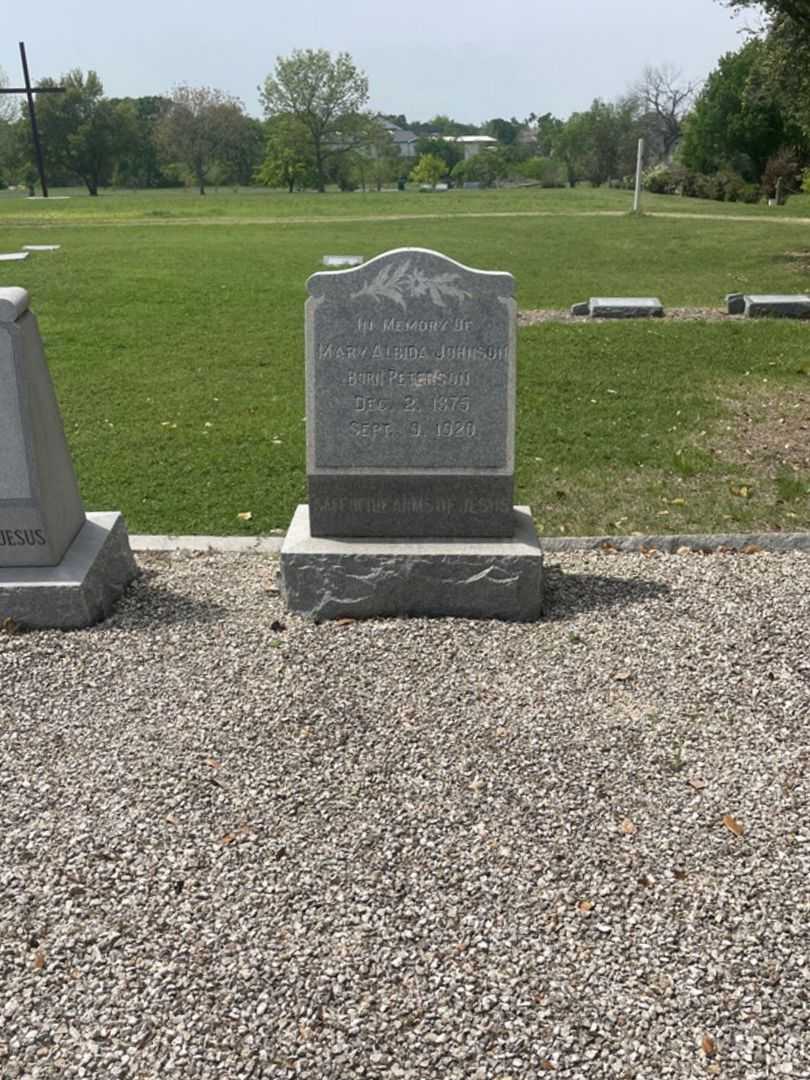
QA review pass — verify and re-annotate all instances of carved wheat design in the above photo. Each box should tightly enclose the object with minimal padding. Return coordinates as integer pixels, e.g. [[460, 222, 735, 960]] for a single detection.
[[350, 261, 471, 310]]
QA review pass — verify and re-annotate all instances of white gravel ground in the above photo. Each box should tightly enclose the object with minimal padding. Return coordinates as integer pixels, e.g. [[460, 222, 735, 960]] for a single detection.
[[1, 548, 808, 1080]]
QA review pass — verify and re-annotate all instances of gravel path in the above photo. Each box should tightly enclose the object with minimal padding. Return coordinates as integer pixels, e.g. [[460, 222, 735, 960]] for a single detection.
[[1, 549, 808, 1079]]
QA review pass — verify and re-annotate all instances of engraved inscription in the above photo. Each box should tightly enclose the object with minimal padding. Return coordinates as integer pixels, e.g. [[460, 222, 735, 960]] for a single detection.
[[318, 495, 505, 515], [0, 528, 47, 547], [309, 249, 513, 476]]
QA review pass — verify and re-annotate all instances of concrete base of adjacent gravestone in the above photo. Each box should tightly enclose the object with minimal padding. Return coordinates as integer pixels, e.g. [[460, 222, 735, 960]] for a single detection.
[[280, 505, 543, 622], [0, 511, 138, 629]]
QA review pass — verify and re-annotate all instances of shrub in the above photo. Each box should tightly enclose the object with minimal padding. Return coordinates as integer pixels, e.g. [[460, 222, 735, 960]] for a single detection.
[[643, 165, 675, 194], [762, 148, 802, 200], [693, 172, 724, 201], [518, 156, 566, 187]]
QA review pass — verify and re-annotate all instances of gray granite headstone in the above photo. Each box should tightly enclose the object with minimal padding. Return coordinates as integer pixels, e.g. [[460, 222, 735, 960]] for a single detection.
[[0, 287, 137, 627], [306, 247, 515, 538], [281, 248, 544, 621], [0, 287, 85, 567]]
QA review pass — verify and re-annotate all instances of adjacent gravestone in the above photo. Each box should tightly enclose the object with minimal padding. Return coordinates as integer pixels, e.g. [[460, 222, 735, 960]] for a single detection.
[[743, 294, 810, 319], [0, 286, 137, 627], [322, 255, 363, 268], [281, 248, 543, 621], [571, 297, 663, 319]]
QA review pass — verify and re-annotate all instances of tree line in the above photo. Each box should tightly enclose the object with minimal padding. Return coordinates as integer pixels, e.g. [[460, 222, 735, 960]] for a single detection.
[[2, 8, 810, 201]]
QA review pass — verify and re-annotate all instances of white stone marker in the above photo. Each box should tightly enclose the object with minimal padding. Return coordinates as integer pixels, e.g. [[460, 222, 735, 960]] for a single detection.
[[744, 294, 810, 319], [23, 245, 61, 252], [0, 253, 30, 262], [322, 255, 364, 268], [0, 287, 137, 627], [571, 297, 664, 318]]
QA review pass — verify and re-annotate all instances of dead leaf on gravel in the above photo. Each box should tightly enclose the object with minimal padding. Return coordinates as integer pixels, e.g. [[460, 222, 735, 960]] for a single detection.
[[688, 777, 707, 791], [578, 899, 594, 913], [334, 618, 355, 628], [673, 868, 688, 880], [702, 1034, 718, 1058], [723, 814, 745, 837], [1, 617, 19, 635], [541, 1062, 556, 1072], [621, 818, 637, 835], [742, 544, 763, 555], [613, 670, 632, 682], [33, 949, 45, 970]]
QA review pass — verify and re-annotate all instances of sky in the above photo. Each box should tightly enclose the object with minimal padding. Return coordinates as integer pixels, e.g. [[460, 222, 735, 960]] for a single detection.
[[2, 0, 755, 124]]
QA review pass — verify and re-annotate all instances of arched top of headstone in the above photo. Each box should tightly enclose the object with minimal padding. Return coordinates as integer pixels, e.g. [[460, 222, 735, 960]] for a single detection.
[[0, 287, 30, 323], [307, 247, 514, 308]]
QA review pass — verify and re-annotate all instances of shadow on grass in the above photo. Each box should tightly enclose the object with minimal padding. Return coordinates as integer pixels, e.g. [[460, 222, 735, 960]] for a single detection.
[[542, 564, 671, 621]]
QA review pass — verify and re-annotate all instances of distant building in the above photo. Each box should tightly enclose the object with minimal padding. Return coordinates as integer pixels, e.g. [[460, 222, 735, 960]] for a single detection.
[[445, 135, 498, 161], [381, 120, 419, 158]]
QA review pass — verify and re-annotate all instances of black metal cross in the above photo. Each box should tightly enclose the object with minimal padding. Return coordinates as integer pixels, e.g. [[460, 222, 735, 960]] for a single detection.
[[0, 42, 65, 197]]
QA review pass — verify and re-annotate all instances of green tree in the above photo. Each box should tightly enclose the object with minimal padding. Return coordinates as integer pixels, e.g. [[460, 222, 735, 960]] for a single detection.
[[413, 135, 462, 171], [680, 41, 801, 178], [33, 70, 137, 195], [724, 0, 810, 25], [261, 49, 370, 192], [364, 118, 403, 191], [552, 113, 591, 186], [256, 113, 315, 191], [410, 153, 445, 188], [157, 84, 248, 194], [719, 2, 810, 141], [220, 116, 264, 186], [533, 113, 563, 157], [553, 101, 638, 186], [426, 114, 477, 136], [110, 96, 178, 188], [484, 117, 521, 145], [1, 67, 19, 124]]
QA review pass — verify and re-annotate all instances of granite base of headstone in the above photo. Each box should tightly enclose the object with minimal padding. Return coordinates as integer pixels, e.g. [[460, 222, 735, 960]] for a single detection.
[[280, 248, 543, 621], [282, 505, 542, 621], [0, 287, 137, 629]]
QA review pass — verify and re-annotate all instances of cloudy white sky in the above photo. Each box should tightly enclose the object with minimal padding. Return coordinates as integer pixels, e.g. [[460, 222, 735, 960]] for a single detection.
[[4, 1, 753, 123]]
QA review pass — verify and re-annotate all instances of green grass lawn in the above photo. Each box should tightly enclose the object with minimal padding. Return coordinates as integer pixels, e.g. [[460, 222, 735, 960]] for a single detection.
[[1, 185, 808, 536]]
